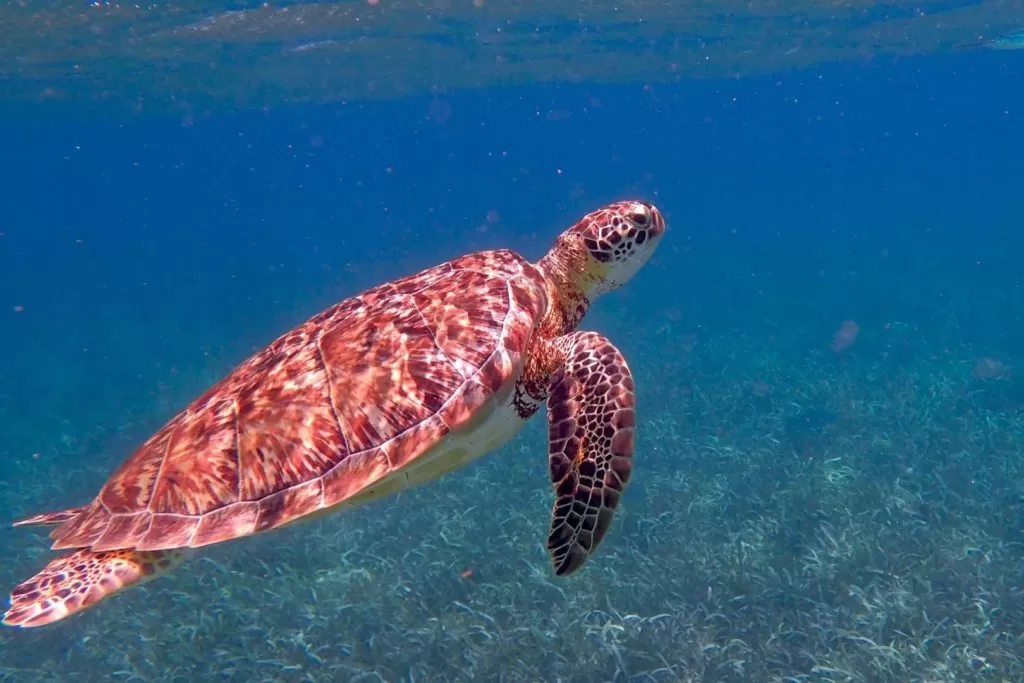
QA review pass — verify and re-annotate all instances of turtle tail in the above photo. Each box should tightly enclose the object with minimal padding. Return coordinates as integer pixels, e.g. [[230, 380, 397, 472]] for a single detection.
[[12, 507, 86, 528], [3, 548, 184, 628]]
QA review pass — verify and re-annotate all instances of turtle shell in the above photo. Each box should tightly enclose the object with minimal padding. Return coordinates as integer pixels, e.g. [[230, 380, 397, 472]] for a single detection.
[[48, 250, 547, 552]]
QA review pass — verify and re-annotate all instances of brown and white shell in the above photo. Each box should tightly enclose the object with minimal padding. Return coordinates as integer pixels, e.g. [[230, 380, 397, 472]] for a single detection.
[[45, 249, 548, 553]]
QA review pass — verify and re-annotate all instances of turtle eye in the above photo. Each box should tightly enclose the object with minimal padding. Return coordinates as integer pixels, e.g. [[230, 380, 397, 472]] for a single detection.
[[629, 204, 651, 227]]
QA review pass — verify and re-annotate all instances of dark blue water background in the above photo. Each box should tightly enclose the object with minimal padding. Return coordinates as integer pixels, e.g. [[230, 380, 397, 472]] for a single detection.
[[2, 53, 1021, 437]]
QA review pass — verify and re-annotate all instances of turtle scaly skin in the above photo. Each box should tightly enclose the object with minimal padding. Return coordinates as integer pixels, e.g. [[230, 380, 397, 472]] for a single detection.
[[4, 200, 665, 628]]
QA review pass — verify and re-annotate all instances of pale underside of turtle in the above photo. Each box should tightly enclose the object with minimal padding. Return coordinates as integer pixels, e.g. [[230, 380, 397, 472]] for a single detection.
[[4, 200, 665, 628]]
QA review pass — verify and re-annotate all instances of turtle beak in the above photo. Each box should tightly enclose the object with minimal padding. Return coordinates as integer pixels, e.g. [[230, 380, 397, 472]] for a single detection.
[[646, 204, 666, 240]]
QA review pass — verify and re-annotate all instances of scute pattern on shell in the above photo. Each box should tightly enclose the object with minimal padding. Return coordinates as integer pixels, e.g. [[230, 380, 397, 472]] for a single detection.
[[49, 249, 545, 552]]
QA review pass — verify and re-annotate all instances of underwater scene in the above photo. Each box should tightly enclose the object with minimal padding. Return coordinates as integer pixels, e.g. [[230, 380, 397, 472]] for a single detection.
[[1, 1, 1023, 681]]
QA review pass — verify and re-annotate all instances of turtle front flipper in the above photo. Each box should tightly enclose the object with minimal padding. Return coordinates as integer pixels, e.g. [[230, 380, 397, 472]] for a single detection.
[[3, 548, 185, 628], [545, 331, 636, 576]]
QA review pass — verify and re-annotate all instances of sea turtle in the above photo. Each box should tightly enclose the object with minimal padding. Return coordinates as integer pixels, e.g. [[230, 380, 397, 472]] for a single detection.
[[3, 200, 665, 628]]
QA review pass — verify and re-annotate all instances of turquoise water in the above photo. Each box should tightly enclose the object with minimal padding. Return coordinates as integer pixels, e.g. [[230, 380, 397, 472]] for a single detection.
[[1, 3, 1024, 682]]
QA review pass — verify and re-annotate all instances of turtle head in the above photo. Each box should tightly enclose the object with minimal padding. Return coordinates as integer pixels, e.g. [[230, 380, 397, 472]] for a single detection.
[[543, 200, 665, 301]]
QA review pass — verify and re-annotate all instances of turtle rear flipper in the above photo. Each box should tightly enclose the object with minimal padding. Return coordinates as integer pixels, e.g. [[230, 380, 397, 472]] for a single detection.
[[545, 332, 636, 576], [3, 548, 184, 628]]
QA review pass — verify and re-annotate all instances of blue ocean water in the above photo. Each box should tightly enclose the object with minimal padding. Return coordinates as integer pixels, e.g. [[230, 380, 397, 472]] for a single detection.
[[1, 31, 1023, 683]]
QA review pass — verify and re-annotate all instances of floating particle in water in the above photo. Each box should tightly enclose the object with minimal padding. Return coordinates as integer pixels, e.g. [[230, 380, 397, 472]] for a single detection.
[[830, 319, 859, 353], [427, 99, 452, 124], [12, 305, 24, 313], [973, 356, 1011, 380]]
